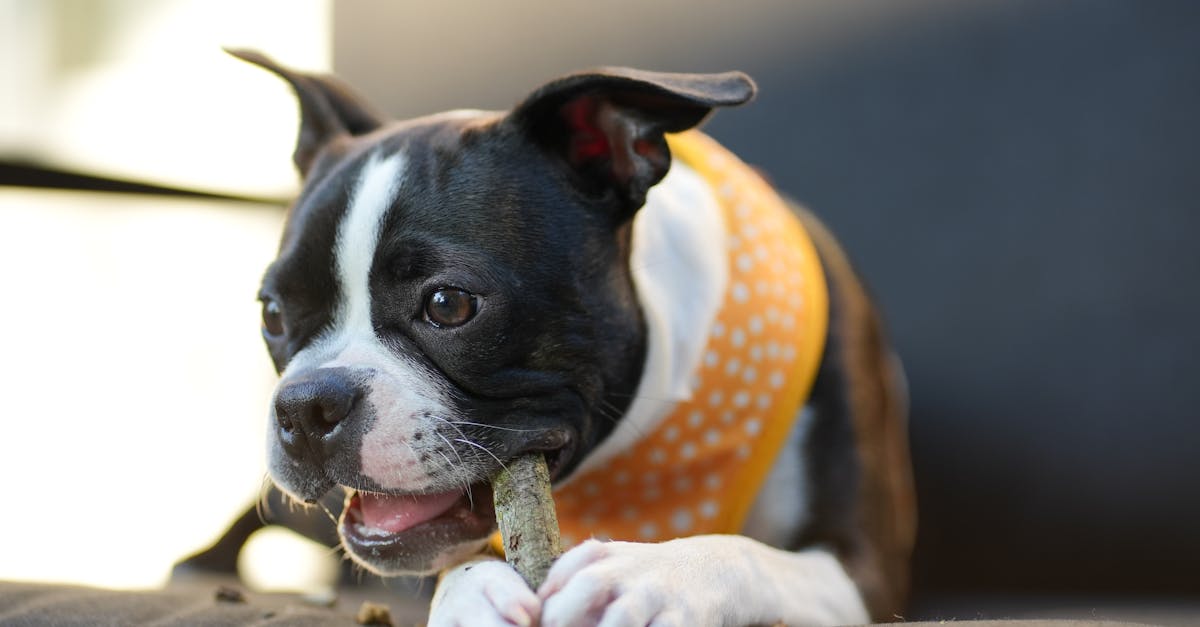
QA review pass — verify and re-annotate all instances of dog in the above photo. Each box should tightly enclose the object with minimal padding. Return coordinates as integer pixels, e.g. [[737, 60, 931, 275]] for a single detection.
[[227, 49, 916, 626]]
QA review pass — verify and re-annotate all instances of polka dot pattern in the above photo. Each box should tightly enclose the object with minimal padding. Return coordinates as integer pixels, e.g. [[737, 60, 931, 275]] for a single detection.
[[550, 131, 829, 546]]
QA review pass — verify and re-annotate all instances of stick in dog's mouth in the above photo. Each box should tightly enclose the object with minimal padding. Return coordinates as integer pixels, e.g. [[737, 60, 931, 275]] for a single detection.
[[334, 445, 569, 575], [493, 453, 562, 589]]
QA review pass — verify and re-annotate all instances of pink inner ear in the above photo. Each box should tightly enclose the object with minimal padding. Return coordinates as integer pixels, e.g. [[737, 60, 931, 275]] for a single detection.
[[563, 97, 612, 163]]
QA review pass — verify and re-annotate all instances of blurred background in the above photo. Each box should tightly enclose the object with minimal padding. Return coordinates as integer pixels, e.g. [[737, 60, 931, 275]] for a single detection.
[[1, 0, 1197, 622]]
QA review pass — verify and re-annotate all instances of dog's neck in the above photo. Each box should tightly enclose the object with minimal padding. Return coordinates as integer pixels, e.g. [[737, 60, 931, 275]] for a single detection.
[[568, 160, 728, 479]]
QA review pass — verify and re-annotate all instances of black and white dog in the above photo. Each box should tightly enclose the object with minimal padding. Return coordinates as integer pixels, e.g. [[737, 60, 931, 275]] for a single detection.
[[229, 50, 915, 626]]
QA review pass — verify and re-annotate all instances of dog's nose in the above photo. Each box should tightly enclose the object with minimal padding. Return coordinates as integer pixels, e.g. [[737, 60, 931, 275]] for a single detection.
[[274, 368, 361, 462]]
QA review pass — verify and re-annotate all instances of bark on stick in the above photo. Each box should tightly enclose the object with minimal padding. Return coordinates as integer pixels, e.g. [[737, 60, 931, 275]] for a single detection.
[[492, 453, 562, 590]]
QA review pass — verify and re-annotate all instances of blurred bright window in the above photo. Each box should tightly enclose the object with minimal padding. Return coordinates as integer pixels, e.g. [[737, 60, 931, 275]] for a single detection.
[[0, 0, 330, 198], [0, 0, 333, 590]]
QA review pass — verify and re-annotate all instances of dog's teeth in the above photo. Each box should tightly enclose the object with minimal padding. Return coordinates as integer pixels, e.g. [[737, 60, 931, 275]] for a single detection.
[[355, 523, 392, 537]]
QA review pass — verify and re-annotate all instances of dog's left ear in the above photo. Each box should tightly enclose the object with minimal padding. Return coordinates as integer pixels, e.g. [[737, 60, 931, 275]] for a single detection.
[[226, 48, 385, 178], [511, 67, 756, 216]]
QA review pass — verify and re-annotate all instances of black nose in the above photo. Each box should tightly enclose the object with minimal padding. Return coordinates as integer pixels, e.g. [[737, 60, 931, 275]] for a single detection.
[[274, 368, 361, 463]]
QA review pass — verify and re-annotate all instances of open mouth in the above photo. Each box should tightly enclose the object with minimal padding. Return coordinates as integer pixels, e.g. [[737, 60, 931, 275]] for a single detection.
[[339, 482, 497, 573], [336, 443, 574, 574]]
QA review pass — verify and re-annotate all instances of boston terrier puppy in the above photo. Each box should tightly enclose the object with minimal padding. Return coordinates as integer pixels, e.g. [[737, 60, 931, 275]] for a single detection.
[[230, 49, 915, 626]]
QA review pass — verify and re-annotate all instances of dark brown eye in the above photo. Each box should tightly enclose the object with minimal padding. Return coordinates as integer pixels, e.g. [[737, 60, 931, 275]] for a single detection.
[[424, 288, 478, 328], [262, 298, 284, 337]]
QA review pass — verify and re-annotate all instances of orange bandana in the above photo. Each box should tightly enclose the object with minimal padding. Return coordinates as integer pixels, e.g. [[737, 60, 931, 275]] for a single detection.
[[495, 131, 827, 550]]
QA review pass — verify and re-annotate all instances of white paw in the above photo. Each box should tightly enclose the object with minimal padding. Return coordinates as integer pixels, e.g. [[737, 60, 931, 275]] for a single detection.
[[536, 536, 870, 627], [537, 539, 712, 627], [429, 559, 540, 627]]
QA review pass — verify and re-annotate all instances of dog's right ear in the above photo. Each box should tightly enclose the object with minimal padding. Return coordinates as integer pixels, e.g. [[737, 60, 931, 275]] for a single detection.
[[226, 48, 385, 178]]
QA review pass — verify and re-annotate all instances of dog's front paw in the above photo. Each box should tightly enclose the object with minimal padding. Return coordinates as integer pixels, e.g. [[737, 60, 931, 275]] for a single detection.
[[537, 539, 714, 627], [429, 559, 540, 627]]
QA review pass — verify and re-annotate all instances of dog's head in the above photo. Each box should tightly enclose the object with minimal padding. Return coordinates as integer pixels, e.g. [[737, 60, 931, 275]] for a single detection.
[[234, 50, 754, 575]]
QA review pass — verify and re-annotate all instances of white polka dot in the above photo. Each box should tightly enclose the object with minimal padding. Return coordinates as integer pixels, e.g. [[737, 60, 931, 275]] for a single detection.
[[711, 321, 725, 338], [725, 358, 741, 376], [766, 307, 780, 323], [690, 409, 706, 426], [584, 482, 599, 496], [699, 500, 719, 519], [742, 366, 758, 383], [673, 475, 693, 492], [680, 442, 697, 459], [708, 391, 723, 407], [705, 429, 721, 446], [721, 410, 736, 424], [663, 425, 680, 442], [749, 345, 764, 361], [766, 342, 780, 358], [581, 513, 598, 526], [642, 471, 660, 485], [755, 279, 770, 294], [671, 509, 694, 533], [731, 328, 747, 348], [742, 223, 759, 239], [781, 314, 796, 330], [704, 350, 719, 368], [622, 506, 639, 521], [732, 282, 750, 303], [735, 202, 752, 218], [769, 371, 786, 389], [614, 470, 631, 485], [782, 346, 797, 362], [643, 486, 662, 501], [649, 448, 667, 464], [745, 417, 762, 436], [737, 443, 752, 459], [733, 391, 751, 408], [704, 474, 722, 490], [736, 253, 753, 273], [719, 182, 736, 199], [755, 246, 769, 261], [788, 294, 804, 308], [757, 393, 772, 410], [639, 523, 658, 540], [727, 234, 741, 250], [748, 316, 764, 334], [687, 374, 701, 392]]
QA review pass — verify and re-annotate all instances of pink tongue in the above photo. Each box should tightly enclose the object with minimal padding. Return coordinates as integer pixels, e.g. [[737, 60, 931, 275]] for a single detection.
[[358, 490, 463, 534]]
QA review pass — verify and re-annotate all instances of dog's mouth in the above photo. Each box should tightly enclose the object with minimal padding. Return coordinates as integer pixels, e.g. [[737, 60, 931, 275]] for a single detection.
[[337, 445, 573, 574], [339, 482, 496, 573]]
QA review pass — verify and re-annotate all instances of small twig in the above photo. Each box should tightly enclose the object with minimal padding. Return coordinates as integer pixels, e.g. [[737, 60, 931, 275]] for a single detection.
[[355, 600, 394, 626], [491, 454, 562, 590]]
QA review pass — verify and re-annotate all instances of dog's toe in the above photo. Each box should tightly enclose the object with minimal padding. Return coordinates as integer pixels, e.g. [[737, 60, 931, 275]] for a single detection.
[[430, 559, 539, 627]]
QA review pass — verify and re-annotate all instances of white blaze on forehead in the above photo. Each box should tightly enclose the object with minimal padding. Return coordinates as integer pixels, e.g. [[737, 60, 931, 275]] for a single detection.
[[277, 151, 406, 378], [270, 150, 461, 493], [336, 151, 406, 336]]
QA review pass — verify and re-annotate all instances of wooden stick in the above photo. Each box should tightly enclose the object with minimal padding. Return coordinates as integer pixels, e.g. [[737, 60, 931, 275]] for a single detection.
[[492, 454, 562, 590]]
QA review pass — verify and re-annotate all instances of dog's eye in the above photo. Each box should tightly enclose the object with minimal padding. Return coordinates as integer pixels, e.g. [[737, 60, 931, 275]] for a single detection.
[[261, 298, 285, 337], [424, 288, 478, 328]]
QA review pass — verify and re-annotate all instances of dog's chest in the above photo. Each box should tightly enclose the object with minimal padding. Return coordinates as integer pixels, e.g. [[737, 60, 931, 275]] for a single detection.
[[546, 132, 829, 547]]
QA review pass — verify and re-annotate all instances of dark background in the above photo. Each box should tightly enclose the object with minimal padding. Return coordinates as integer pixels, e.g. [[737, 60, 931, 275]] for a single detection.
[[331, 0, 1200, 600]]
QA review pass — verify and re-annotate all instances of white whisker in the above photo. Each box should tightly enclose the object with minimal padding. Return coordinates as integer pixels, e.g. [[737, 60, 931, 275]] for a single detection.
[[452, 437, 507, 470], [446, 420, 539, 433], [431, 433, 475, 509]]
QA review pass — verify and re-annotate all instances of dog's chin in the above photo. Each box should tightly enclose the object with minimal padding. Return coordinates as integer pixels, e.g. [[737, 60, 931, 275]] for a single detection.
[[338, 482, 497, 575]]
